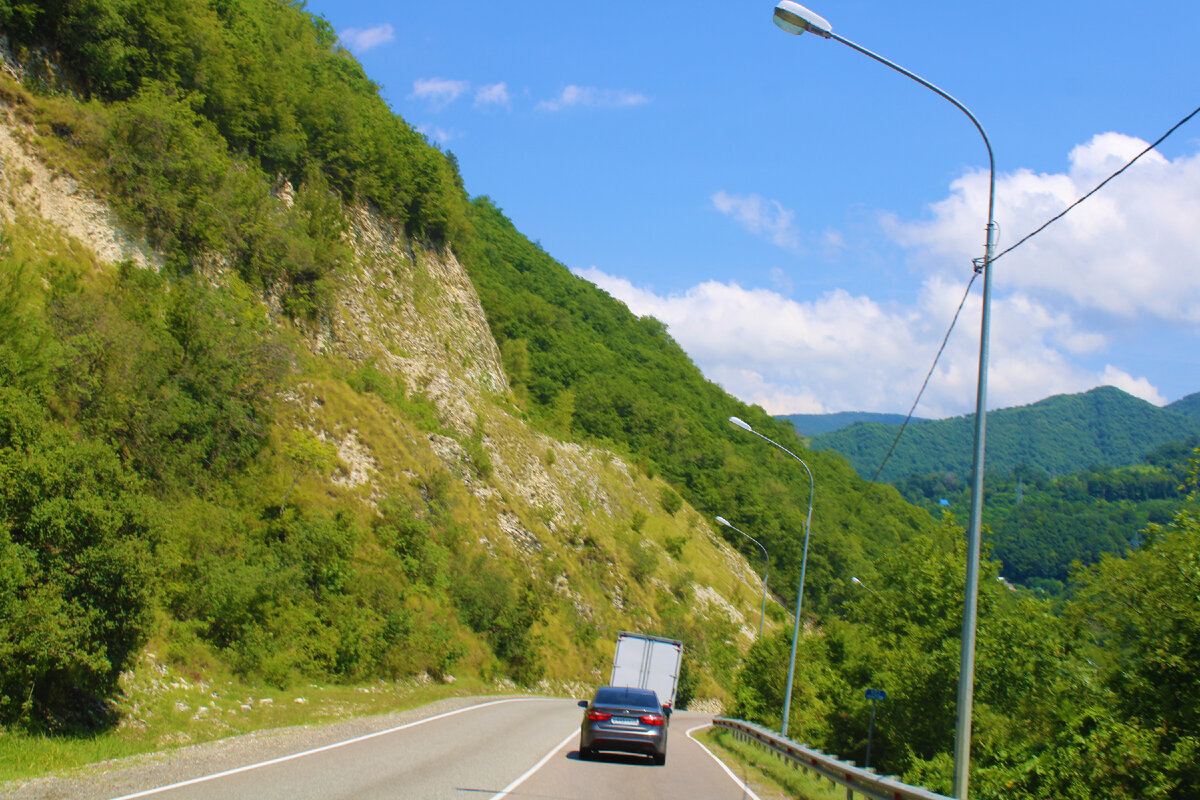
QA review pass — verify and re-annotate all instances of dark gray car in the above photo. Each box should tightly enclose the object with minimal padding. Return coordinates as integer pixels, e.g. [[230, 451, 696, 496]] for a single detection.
[[577, 686, 669, 765]]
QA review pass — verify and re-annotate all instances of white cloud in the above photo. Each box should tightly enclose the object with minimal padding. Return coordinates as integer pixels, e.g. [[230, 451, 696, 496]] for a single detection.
[[711, 191, 801, 253], [475, 82, 510, 108], [1100, 366, 1166, 406], [339, 24, 394, 54], [891, 133, 1200, 323], [536, 85, 650, 112], [566, 133, 1199, 417], [573, 267, 1163, 418], [412, 78, 470, 110]]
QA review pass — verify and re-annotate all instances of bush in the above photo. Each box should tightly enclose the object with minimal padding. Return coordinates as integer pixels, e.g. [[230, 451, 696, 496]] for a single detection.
[[659, 487, 683, 515], [0, 386, 158, 731]]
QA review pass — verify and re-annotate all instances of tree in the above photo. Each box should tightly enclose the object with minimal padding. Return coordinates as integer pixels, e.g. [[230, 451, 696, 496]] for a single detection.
[[0, 386, 158, 731]]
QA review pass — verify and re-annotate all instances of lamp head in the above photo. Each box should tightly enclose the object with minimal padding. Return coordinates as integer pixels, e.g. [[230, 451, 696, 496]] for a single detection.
[[773, 1, 833, 38], [728, 416, 753, 432], [716, 515, 731, 527]]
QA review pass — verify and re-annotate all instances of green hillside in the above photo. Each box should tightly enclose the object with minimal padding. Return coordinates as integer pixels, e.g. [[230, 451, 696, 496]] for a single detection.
[[898, 437, 1197, 590], [810, 385, 1200, 482], [0, 0, 935, 735], [3, 3, 1200, 798], [1169, 391, 1200, 418]]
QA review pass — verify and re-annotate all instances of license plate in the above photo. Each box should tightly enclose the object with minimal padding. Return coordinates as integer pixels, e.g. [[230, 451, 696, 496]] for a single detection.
[[611, 716, 638, 727]]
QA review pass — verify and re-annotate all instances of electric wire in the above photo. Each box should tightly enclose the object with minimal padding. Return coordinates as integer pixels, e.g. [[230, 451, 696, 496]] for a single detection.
[[870, 272, 977, 483], [868, 103, 1200, 482], [991, 103, 1200, 265]]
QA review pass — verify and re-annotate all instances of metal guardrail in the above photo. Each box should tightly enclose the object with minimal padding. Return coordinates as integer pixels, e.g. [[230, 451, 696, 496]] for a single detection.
[[712, 717, 953, 800]]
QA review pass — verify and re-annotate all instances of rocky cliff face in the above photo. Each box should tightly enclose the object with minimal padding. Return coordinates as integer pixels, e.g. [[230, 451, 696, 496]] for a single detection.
[[0, 88, 774, 701]]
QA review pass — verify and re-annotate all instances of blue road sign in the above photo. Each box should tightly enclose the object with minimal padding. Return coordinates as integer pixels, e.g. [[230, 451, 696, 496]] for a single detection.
[[865, 689, 886, 700]]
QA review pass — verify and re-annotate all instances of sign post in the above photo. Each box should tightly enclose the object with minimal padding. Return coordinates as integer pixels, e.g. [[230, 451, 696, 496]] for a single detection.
[[864, 689, 886, 769]]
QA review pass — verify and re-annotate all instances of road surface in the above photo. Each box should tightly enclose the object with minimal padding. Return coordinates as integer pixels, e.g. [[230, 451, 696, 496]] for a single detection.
[[2, 697, 761, 800]]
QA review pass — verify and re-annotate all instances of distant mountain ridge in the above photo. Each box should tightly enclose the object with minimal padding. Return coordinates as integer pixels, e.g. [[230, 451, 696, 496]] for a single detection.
[[778, 410, 929, 436], [1169, 391, 1200, 418], [792, 386, 1200, 482]]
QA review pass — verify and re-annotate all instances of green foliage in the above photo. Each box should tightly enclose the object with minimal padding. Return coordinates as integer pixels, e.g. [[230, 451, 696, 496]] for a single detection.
[[344, 363, 445, 434], [811, 385, 1200, 483], [279, 430, 339, 512], [449, 554, 546, 684], [1168, 391, 1200, 418], [664, 534, 686, 559], [0, 259, 58, 392], [900, 440, 1195, 587], [9, 0, 462, 312], [0, 387, 157, 731], [11, 7, 1199, 798], [658, 486, 682, 515], [627, 539, 659, 583], [458, 196, 938, 614], [49, 265, 286, 492]]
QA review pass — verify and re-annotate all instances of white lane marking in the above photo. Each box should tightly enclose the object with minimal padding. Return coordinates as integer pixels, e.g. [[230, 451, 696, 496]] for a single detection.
[[106, 697, 539, 800], [487, 728, 578, 799], [686, 723, 763, 800]]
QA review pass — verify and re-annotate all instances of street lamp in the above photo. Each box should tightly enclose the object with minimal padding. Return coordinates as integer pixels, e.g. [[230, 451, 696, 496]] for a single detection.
[[850, 575, 878, 598], [716, 515, 770, 637], [771, 4, 997, 797], [728, 416, 814, 738]]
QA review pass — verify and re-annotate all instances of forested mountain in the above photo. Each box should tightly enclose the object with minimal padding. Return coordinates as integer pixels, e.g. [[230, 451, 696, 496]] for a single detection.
[[779, 410, 928, 436], [807, 385, 1200, 482], [2, 3, 1198, 798], [898, 437, 1198, 591], [1169, 391, 1200, 418], [0, 0, 933, 736]]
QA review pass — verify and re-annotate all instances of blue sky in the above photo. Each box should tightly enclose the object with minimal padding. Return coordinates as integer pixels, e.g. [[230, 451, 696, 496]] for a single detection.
[[304, 0, 1200, 419]]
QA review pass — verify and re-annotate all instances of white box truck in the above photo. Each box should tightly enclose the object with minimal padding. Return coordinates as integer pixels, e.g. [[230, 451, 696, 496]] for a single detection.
[[610, 631, 684, 712]]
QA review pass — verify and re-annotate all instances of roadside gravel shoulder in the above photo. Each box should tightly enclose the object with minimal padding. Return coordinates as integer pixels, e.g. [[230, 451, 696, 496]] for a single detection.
[[0, 695, 507, 800]]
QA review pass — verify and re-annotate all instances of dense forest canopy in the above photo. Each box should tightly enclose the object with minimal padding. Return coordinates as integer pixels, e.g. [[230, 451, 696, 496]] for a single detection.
[[808, 385, 1200, 482], [2, 1, 1199, 797]]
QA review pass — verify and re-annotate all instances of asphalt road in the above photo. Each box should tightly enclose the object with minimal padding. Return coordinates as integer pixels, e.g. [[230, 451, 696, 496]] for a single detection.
[[2, 697, 761, 800]]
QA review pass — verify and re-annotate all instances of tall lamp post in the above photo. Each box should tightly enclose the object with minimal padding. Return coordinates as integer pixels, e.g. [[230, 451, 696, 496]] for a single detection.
[[716, 515, 770, 637], [770, 4, 997, 797], [728, 416, 814, 738]]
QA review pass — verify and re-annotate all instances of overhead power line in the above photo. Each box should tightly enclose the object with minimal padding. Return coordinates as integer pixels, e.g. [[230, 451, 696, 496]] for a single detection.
[[869, 102, 1200, 483]]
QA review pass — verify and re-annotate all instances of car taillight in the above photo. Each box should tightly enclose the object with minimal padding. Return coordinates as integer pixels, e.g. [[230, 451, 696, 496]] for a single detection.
[[587, 710, 612, 721], [639, 713, 665, 726]]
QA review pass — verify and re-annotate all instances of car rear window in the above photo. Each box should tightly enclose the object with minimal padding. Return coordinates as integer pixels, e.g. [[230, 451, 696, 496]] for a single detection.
[[595, 687, 660, 707]]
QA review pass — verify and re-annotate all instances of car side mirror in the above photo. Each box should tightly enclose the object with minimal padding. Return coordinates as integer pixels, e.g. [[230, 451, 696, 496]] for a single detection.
[[578, 700, 589, 708]]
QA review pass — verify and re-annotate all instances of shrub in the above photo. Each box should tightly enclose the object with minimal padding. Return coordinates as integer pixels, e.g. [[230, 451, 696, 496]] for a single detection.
[[0, 386, 158, 731]]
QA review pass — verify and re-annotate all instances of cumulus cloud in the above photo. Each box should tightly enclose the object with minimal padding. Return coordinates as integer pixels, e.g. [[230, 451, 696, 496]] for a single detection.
[[338, 23, 395, 54], [573, 266, 1165, 418], [566, 133, 1198, 417], [536, 85, 650, 111], [891, 133, 1200, 323], [412, 78, 470, 110], [1099, 366, 1166, 406], [711, 191, 801, 253], [474, 82, 510, 108]]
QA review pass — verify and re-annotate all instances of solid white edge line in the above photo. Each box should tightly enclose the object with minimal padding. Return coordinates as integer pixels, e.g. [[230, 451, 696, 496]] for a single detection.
[[105, 697, 537, 800], [487, 727, 578, 800], [686, 723, 763, 800]]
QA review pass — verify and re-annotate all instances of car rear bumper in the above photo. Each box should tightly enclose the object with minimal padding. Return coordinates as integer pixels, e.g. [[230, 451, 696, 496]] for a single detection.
[[580, 725, 667, 756]]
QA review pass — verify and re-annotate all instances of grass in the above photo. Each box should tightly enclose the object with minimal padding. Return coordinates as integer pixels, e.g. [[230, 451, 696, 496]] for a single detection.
[[0, 650, 515, 784], [695, 727, 847, 800]]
